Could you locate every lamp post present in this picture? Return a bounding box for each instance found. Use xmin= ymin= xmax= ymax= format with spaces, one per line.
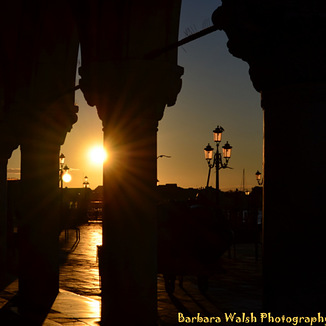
xmin=255 ymin=170 xmax=263 ymax=185
xmin=204 ymin=125 xmax=232 ymax=208
xmin=59 ymin=154 xmax=65 ymax=189
xmin=83 ymin=176 xmax=90 ymax=188
xmin=59 ymin=153 xmax=71 ymax=188
xmin=62 ymin=166 xmax=71 ymax=185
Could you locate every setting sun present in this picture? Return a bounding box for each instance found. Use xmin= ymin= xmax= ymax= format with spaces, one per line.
xmin=88 ymin=145 xmax=108 ymax=165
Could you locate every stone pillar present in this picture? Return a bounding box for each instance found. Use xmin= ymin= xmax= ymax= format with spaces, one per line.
xmin=0 ymin=141 xmax=18 ymax=285
xmin=16 ymin=111 xmax=78 ymax=324
xmin=0 ymin=158 xmax=9 ymax=285
xmin=1 ymin=1 xmax=79 ymax=323
xmin=18 ymin=134 xmax=62 ymax=323
xmin=0 ymin=2 xmax=20 ymax=285
xmin=78 ymin=2 xmax=183 ymax=325
xmin=16 ymin=104 xmax=78 ymax=325
xmin=101 ymin=64 xmax=161 ymax=325
xmin=97 ymin=61 xmax=182 ymax=326
xmin=213 ymin=1 xmax=326 ymax=314
xmin=0 ymin=116 xmax=19 ymax=285
xmin=262 ymin=85 xmax=326 ymax=314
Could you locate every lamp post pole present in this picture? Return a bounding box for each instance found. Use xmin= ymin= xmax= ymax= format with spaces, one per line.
xmin=59 ymin=153 xmax=65 ymax=189
xmin=59 ymin=153 xmax=71 ymax=189
xmin=215 ymin=141 xmax=220 ymax=207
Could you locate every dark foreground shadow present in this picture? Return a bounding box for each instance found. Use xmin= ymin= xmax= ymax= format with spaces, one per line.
xmin=0 ymin=293 xmax=56 ymax=326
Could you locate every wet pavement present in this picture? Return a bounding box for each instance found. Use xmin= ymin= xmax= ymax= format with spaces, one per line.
xmin=157 ymin=244 xmax=262 ymax=325
xmin=59 ymin=222 xmax=102 ymax=301
xmin=0 ymin=222 xmax=263 ymax=325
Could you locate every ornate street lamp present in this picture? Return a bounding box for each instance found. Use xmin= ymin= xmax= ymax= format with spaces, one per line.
xmin=204 ymin=143 xmax=214 ymax=161
xmin=59 ymin=154 xmax=71 ymax=188
xmin=59 ymin=153 xmax=65 ymax=188
xmin=222 ymin=142 xmax=232 ymax=163
xmin=204 ymin=125 xmax=232 ymax=208
xmin=83 ymin=176 xmax=90 ymax=188
xmin=213 ymin=125 xmax=224 ymax=142
xmin=59 ymin=153 xmax=65 ymax=168
xmin=62 ymin=165 xmax=71 ymax=184
xmin=255 ymin=170 xmax=263 ymax=185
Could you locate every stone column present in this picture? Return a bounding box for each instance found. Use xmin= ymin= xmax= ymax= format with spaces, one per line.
xmin=213 ymin=0 xmax=326 ymax=314
xmin=78 ymin=2 xmax=183 ymax=325
xmin=2 ymin=1 xmax=79 ymax=323
xmin=0 ymin=141 xmax=18 ymax=285
xmin=80 ymin=62 xmax=183 ymax=326
xmin=18 ymin=134 xmax=62 ymax=323
xmin=88 ymin=61 xmax=182 ymax=326
xmin=0 ymin=158 xmax=9 ymax=286
xmin=262 ymin=85 xmax=326 ymax=314
xmin=0 ymin=116 xmax=19 ymax=285
xmin=0 ymin=2 xmax=20 ymax=286
xmin=17 ymin=105 xmax=78 ymax=326
xmin=101 ymin=63 xmax=161 ymax=325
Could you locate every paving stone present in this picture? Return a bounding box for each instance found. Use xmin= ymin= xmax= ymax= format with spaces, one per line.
xmin=1 ymin=223 xmax=262 ymax=325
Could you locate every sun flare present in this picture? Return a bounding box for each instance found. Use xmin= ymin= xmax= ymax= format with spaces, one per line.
xmin=89 ymin=146 xmax=108 ymax=165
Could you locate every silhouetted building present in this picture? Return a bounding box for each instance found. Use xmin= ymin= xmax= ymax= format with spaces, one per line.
xmin=61 ymin=187 xmax=92 ymax=229
xmin=89 ymin=185 xmax=103 ymax=220
xmin=157 ymin=184 xmax=198 ymax=203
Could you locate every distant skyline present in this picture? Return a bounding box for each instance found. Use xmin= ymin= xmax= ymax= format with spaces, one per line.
xmin=7 ymin=1 xmax=263 ymax=191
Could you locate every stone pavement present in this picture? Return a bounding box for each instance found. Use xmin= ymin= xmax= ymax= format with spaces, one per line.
xmin=59 ymin=223 xmax=102 ymax=301
xmin=0 ymin=222 xmax=262 ymax=325
xmin=0 ymin=280 xmax=101 ymax=325
xmin=157 ymin=244 xmax=262 ymax=325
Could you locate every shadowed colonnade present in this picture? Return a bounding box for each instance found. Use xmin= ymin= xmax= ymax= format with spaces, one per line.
xmin=0 ymin=1 xmax=326 ymax=325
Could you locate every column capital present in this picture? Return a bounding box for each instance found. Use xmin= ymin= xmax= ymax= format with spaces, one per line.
xmin=14 ymin=99 xmax=78 ymax=147
xmin=79 ymin=59 xmax=183 ymax=124
xmin=212 ymin=1 xmax=326 ymax=92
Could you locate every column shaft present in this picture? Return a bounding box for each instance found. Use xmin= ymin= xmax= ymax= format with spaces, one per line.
xmin=100 ymin=111 xmax=158 ymax=325
xmin=0 ymin=159 xmax=8 ymax=284
xmin=262 ymin=84 xmax=326 ymax=313
xmin=18 ymin=141 xmax=61 ymax=324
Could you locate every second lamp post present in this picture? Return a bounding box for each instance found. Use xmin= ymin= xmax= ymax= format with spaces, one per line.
xmin=59 ymin=153 xmax=71 ymax=188
xmin=255 ymin=170 xmax=263 ymax=185
xmin=204 ymin=126 xmax=232 ymax=207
